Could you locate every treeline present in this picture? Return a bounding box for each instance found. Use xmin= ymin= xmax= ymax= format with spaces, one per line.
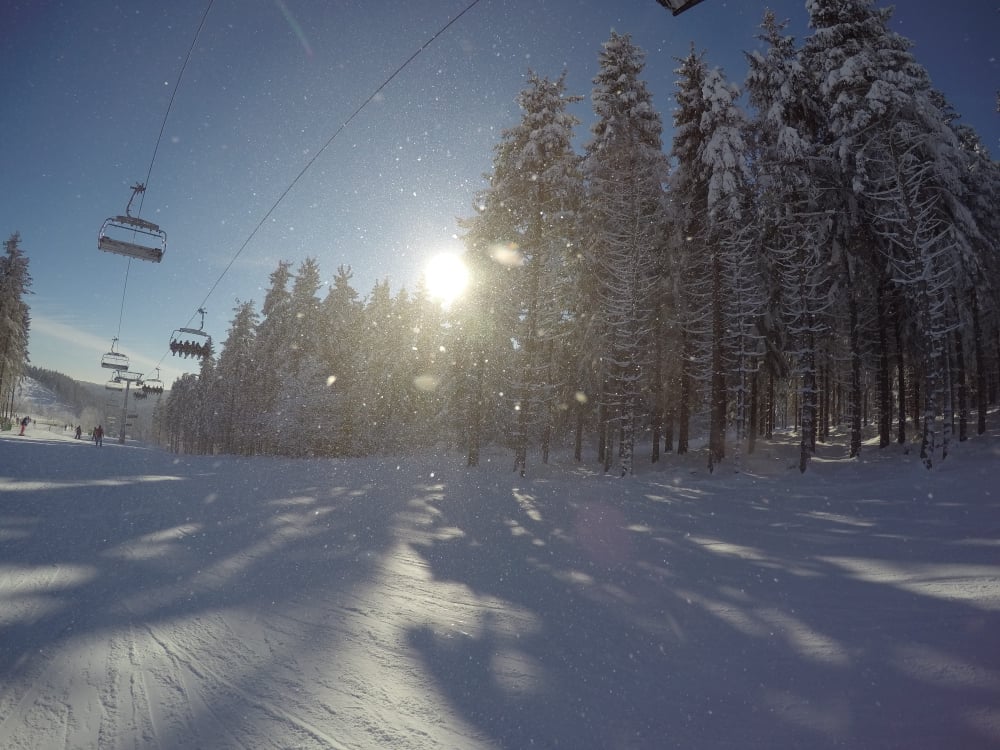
xmin=0 ymin=233 xmax=31 ymax=425
xmin=158 ymin=1 xmax=1000 ymax=473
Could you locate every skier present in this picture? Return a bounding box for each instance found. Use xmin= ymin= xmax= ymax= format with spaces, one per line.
xmin=75 ymin=425 xmax=82 ymax=440
xmin=18 ymin=416 xmax=29 ymax=436
xmin=94 ymin=424 xmax=104 ymax=447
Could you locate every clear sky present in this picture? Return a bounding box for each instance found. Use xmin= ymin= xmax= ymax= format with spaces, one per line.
xmin=2 ymin=0 xmax=997 ymax=385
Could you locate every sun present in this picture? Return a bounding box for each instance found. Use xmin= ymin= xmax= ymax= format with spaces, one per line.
xmin=423 ymin=252 xmax=469 ymax=307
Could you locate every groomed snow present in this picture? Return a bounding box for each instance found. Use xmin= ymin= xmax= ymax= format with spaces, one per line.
xmin=1 ymin=422 xmax=998 ymax=749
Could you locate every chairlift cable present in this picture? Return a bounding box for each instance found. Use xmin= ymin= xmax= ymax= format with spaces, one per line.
xmin=139 ymin=0 xmax=216 ymax=214
xmin=157 ymin=0 xmax=485 ymax=370
xmin=106 ymin=0 xmax=215 ymax=366
xmin=114 ymin=258 xmax=132 ymax=342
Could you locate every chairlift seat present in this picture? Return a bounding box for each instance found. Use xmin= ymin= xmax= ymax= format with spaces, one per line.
xmin=98 ymin=215 xmax=166 ymax=263
xmin=101 ymin=351 xmax=130 ymax=371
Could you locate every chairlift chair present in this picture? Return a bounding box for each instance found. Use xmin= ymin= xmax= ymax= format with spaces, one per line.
xmin=142 ymin=369 xmax=165 ymax=395
xmin=98 ymin=183 xmax=166 ymax=263
xmin=100 ymin=338 xmax=129 ymax=371
xmin=656 ymin=0 xmax=707 ymax=15
xmin=170 ymin=308 xmax=212 ymax=360
xmin=105 ymin=377 xmax=125 ymax=392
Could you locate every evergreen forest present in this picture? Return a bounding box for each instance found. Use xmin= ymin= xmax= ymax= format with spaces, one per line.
xmin=156 ymin=1 xmax=1000 ymax=474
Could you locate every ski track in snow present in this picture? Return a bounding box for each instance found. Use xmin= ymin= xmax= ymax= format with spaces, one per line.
xmin=0 ymin=425 xmax=999 ymax=748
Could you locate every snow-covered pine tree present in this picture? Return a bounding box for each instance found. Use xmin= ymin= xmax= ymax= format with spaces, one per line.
xmin=948 ymin=124 xmax=1000 ymax=436
xmin=803 ymin=0 xmax=985 ymax=467
xmin=668 ymin=48 xmax=712 ymax=459
xmin=162 ymin=373 xmax=199 ymax=453
xmin=0 ymin=232 xmax=32 ymax=423
xmin=248 ymin=261 xmax=294 ymax=454
xmin=270 ymin=258 xmax=326 ymax=456
xmin=585 ymin=32 xmax=667 ymax=476
xmin=743 ymin=11 xmax=804 ymax=452
xmin=317 ymin=265 xmax=363 ymax=456
xmin=670 ymin=49 xmax=755 ymax=472
xmin=350 ymin=280 xmax=410 ymax=455
xmin=454 ymin=212 xmax=519 ymax=466
xmin=193 ymin=347 xmax=218 ymax=454
xmin=797 ymin=0 xmax=897 ymax=465
xmin=468 ymin=70 xmax=582 ymax=475
xmin=213 ymin=299 xmax=259 ymax=455
xmin=745 ymin=11 xmax=832 ymax=472
xmin=401 ymin=278 xmax=451 ymax=452
xmin=699 ymin=66 xmax=754 ymax=472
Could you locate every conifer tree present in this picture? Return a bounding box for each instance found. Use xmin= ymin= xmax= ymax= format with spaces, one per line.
xmin=668 ymin=49 xmax=711 ymax=458
xmin=745 ymin=12 xmax=830 ymax=471
xmin=670 ymin=50 xmax=753 ymax=471
xmin=803 ymin=0 xmax=985 ymax=466
xmin=585 ymin=32 xmax=667 ymax=476
xmin=214 ymin=299 xmax=259 ymax=454
xmin=317 ymin=265 xmax=363 ymax=455
xmin=460 ymin=70 xmax=583 ymax=473
xmin=0 ymin=233 xmax=32 ymax=422
xmin=250 ymin=261 xmax=294 ymax=453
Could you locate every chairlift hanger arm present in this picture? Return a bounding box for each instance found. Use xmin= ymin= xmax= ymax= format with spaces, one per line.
xmin=125 ymin=182 xmax=146 ymax=218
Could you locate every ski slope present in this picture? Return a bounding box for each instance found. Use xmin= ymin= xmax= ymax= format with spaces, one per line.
xmin=0 ymin=423 xmax=998 ymax=749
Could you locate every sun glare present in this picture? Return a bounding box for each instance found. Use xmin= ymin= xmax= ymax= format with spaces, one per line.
xmin=424 ymin=252 xmax=469 ymax=307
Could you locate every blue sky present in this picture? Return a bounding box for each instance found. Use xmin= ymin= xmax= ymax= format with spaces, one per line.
xmin=2 ymin=0 xmax=997 ymax=385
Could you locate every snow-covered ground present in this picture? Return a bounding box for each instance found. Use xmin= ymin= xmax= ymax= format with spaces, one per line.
xmin=0 ymin=420 xmax=998 ymax=749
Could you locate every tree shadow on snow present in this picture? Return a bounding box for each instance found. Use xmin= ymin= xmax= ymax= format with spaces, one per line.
xmin=405 ymin=451 xmax=1000 ymax=750
xmin=0 ymin=436 xmax=402 ymax=747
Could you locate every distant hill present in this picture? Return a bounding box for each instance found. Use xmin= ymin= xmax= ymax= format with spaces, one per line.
xmin=22 ymin=366 xmax=103 ymax=417
xmin=13 ymin=376 xmax=86 ymax=426
xmin=15 ymin=367 xmax=162 ymax=440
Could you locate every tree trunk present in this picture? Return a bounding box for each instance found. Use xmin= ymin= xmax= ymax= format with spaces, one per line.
xmin=708 ymin=257 xmax=726 ymax=472
xmin=848 ymin=291 xmax=863 ymax=458
xmin=799 ymin=330 xmax=817 ymax=474
xmin=678 ymin=332 xmax=691 ymax=455
xmin=574 ymin=398 xmax=584 ymax=462
xmin=896 ymin=318 xmax=907 ymax=445
xmin=664 ymin=394 xmax=675 ymax=453
xmin=877 ymin=284 xmax=892 ymax=448
xmin=954 ymin=328 xmax=968 ymax=442
xmin=466 ymin=355 xmax=484 ymax=467
xmin=972 ymin=288 xmax=987 ymax=435
xmin=597 ymin=374 xmax=609 ymax=465
xmin=650 ymin=328 xmax=663 ymax=464
xmin=766 ymin=370 xmax=774 ymax=440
